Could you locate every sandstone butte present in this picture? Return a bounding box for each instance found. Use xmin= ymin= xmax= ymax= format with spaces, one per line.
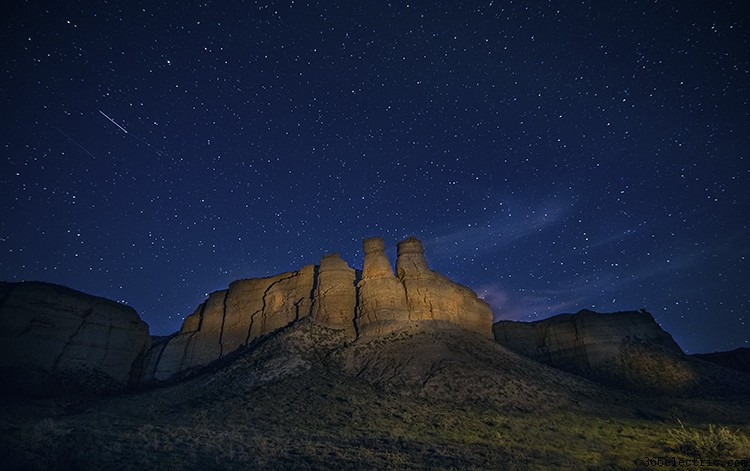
xmin=140 ymin=236 xmax=494 ymax=383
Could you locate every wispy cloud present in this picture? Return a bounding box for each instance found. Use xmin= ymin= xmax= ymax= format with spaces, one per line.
xmin=424 ymin=199 xmax=571 ymax=258
xmin=475 ymin=282 xmax=583 ymax=322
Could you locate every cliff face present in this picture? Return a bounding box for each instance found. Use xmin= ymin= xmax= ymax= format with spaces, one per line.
xmin=492 ymin=310 xmax=698 ymax=393
xmin=142 ymin=267 xmax=316 ymax=382
xmin=394 ymin=237 xmax=492 ymax=337
xmin=141 ymin=236 xmax=493 ymax=383
xmin=355 ymin=237 xmax=411 ymax=337
xmin=0 ymin=281 xmax=150 ymax=395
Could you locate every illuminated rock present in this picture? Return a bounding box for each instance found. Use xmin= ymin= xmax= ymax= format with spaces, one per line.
xmin=355 ymin=237 xmax=410 ymax=337
xmin=143 ymin=266 xmax=316 ymax=382
xmin=396 ymin=237 xmax=493 ymax=338
xmin=142 ymin=236 xmax=495 ymax=382
xmin=311 ymin=253 xmax=357 ymax=335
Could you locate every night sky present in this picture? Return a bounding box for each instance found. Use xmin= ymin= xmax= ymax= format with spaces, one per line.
xmin=2 ymin=1 xmax=748 ymax=354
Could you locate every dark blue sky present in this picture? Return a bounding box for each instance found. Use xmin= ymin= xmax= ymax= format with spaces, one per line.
xmin=2 ymin=1 xmax=748 ymax=353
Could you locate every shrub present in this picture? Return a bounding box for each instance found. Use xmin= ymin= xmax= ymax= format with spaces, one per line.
xmin=668 ymin=419 xmax=749 ymax=458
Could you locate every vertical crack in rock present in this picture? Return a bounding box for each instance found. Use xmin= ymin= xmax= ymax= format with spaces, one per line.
xmin=52 ymin=307 xmax=93 ymax=371
xmin=353 ymin=269 xmax=362 ymax=338
xmin=401 ymin=281 xmax=413 ymax=321
xmin=244 ymin=309 xmax=262 ymax=346
xmin=218 ymin=290 xmax=230 ymax=358
xmin=179 ymin=302 xmax=206 ymax=371
xmin=149 ymin=336 xmax=172 ymax=382
xmin=245 ymin=272 xmax=299 ymax=345
xmin=540 ymin=324 xmax=552 ymax=363
xmin=100 ymin=322 xmax=115 ymax=365
xmin=309 ymin=264 xmax=319 ymax=314
xmin=572 ymin=316 xmax=590 ymax=372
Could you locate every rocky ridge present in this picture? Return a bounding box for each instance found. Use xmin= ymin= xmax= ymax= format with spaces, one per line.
xmin=493 ymin=309 xmax=750 ymax=394
xmin=0 ymin=281 xmax=150 ymax=395
xmin=140 ymin=236 xmax=493 ymax=383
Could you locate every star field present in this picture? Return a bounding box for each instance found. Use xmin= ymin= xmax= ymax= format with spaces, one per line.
xmin=1 ymin=1 xmax=748 ymax=353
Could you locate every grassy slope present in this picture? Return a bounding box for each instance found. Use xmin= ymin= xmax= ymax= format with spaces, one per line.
xmin=1 ymin=321 xmax=748 ymax=470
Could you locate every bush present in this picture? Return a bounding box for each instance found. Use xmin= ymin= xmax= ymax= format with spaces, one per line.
xmin=668 ymin=419 xmax=749 ymax=458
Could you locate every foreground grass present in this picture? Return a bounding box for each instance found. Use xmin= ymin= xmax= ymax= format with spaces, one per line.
xmin=1 ymin=372 xmax=749 ymax=470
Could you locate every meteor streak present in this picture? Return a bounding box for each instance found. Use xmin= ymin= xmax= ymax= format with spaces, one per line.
xmin=98 ymin=110 xmax=128 ymax=133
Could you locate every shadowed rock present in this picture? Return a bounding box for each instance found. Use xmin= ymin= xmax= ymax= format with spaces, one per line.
xmin=693 ymin=347 xmax=750 ymax=373
xmin=0 ymin=281 xmax=150 ymax=395
xmin=493 ymin=309 xmax=701 ymax=393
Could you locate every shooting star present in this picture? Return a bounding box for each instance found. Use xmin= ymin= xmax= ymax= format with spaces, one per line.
xmin=98 ymin=110 xmax=128 ymax=134
xmin=52 ymin=125 xmax=97 ymax=159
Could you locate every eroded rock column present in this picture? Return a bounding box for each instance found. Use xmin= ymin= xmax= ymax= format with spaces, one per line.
xmin=396 ymin=236 xmax=430 ymax=278
xmin=356 ymin=237 xmax=409 ymax=336
xmin=395 ymin=236 xmax=493 ymax=338
xmin=311 ymin=253 xmax=357 ymax=335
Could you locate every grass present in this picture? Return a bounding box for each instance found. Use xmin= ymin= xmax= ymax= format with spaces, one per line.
xmin=3 ymin=374 xmax=749 ymax=470
xmin=1 ymin=321 xmax=748 ymax=470
xmin=667 ymin=419 xmax=750 ymax=461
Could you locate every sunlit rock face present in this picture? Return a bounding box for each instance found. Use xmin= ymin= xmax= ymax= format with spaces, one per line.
xmin=0 ymin=281 xmax=150 ymax=395
xmin=396 ymin=237 xmax=493 ymax=338
xmin=311 ymin=253 xmax=357 ymax=335
xmin=142 ymin=267 xmax=316 ymax=382
xmin=141 ymin=236 xmax=494 ymax=382
xmin=493 ymin=310 xmax=697 ymax=393
xmin=355 ymin=237 xmax=410 ymax=337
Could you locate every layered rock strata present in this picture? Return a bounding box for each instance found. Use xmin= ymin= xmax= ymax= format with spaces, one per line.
xmin=493 ymin=310 xmax=696 ymax=393
xmin=0 ymin=281 xmax=150 ymax=395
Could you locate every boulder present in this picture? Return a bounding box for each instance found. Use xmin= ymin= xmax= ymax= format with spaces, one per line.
xmin=0 ymin=281 xmax=150 ymax=395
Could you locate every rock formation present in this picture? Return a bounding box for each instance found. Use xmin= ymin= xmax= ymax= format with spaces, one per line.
xmin=396 ymin=237 xmax=493 ymax=337
xmin=493 ymin=309 xmax=698 ymax=393
xmin=0 ymin=281 xmax=150 ymax=395
xmin=693 ymin=347 xmax=750 ymax=373
xmin=141 ymin=236 xmax=493 ymax=382
xmin=142 ymin=266 xmax=316 ymax=382
xmin=310 ymin=253 xmax=357 ymax=334
xmin=3 ymin=240 xmax=748 ymax=401
xmin=355 ymin=237 xmax=410 ymax=337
